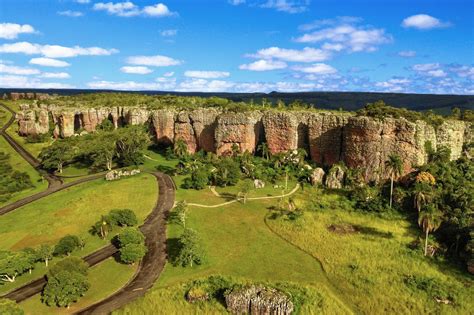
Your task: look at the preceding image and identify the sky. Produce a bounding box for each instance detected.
[0,0,473,94]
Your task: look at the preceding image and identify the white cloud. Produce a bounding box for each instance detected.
[260,0,309,14]
[375,78,411,92]
[412,63,440,72]
[58,10,84,17]
[402,14,450,30]
[160,29,177,37]
[163,71,174,77]
[75,0,91,3]
[449,65,474,80]
[0,42,118,58]
[398,50,416,57]
[0,23,36,40]
[292,63,337,75]
[0,75,74,89]
[126,55,182,67]
[228,0,246,5]
[29,57,70,67]
[426,69,447,78]
[184,71,230,79]
[38,72,71,79]
[120,66,154,74]
[0,63,40,75]
[247,47,331,62]
[94,2,176,17]
[143,3,175,17]
[239,59,287,71]
[299,16,362,31]
[295,18,392,52]
[177,79,235,92]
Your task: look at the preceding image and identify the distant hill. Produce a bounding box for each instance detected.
[1,88,473,112]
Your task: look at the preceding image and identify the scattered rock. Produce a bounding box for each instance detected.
[325,165,345,189]
[254,179,265,189]
[225,285,294,315]
[105,169,140,181]
[328,224,357,234]
[310,167,325,186]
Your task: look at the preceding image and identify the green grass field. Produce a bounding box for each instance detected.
[0,173,157,294]
[19,257,137,314]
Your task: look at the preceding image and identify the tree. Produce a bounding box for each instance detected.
[91,215,113,239]
[173,139,188,159]
[239,180,253,204]
[115,126,149,166]
[0,298,24,315]
[175,229,204,267]
[42,270,89,308]
[385,154,403,208]
[39,139,77,173]
[49,257,88,277]
[119,243,147,265]
[37,244,54,267]
[89,134,116,171]
[173,201,188,228]
[21,248,36,274]
[116,228,145,248]
[413,182,433,213]
[109,209,138,227]
[0,251,33,283]
[54,235,82,256]
[183,168,209,190]
[257,143,270,160]
[418,204,444,256]
[213,158,241,187]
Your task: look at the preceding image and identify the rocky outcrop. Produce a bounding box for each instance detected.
[325,164,345,189]
[310,167,325,186]
[225,285,294,315]
[5,92,50,101]
[262,111,298,154]
[215,112,262,155]
[15,105,470,182]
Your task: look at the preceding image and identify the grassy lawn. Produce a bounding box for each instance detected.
[114,174,352,314]
[0,123,48,208]
[20,257,137,314]
[0,173,157,294]
[266,187,474,314]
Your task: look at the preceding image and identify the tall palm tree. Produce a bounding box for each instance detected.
[385,154,403,208]
[418,204,443,256]
[413,182,432,212]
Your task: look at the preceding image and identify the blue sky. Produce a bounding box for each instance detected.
[0,0,473,94]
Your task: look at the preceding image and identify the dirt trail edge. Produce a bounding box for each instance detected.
[76,172,175,314]
[0,103,62,189]
[1,172,175,314]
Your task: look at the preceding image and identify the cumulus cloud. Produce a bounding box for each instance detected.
[163,71,174,77]
[398,50,416,58]
[126,55,182,67]
[375,78,411,92]
[260,0,309,14]
[58,10,84,17]
[228,0,246,5]
[75,0,91,3]
[160,29,177,37]
[0,63,40,75]
[0,23,36,40]
[120,66,154,74]
[239,59,287,71]
[411,63,447,77]
[0,42,118,58]
[38,72,71,79]
[247,47,331,62]
[93,2,176,17]
[184,71,230,79]
[292,63,337,75]
[0,75,74,89]
[402,14,450,30]
[29,57,70,67]
[295,17,392,52]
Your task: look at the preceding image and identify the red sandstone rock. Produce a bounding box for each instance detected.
[262,111,298,154]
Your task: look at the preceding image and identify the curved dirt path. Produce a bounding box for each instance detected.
[2,172,175,314]
[187,184,300,208]
[0,103,62,189]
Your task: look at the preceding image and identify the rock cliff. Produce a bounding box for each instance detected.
[15,104,470,181]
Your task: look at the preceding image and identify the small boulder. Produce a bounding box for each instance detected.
[310,167,325,186]
[105,170,120,181]
[254,179,265,189]
[325,165,345,189]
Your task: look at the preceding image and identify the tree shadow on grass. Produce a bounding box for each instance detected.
[166,237,180,264]
[220,192,238,202]
[352,224,394,239]
[155,165,175,175]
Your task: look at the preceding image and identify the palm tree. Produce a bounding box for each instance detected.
[385,154,403,208]
[173,139,188,159]
[413,182,434,212]
[258,142,270,160]
[418,204,443,256]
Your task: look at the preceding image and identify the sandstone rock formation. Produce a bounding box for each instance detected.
[15,105,470,182]
[225,285,294,315]
[325,164,345,189]
[310,167,325,186]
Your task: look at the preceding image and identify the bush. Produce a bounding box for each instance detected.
[54,235,83,256]
[109,209,138,227]
[0,298,24,315]
[119,243,147,264]
[116,228,145,247]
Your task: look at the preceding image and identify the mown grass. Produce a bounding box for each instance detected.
[114,171,352,314]
[19,257,137,314]
[266,187,474,314]
[0,173,157,294]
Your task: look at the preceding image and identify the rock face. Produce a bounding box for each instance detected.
[325,165,345,189]
[310,167,325,186]
[6,92,50,101]
[16,105,470,182]
[225,285,294,315]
